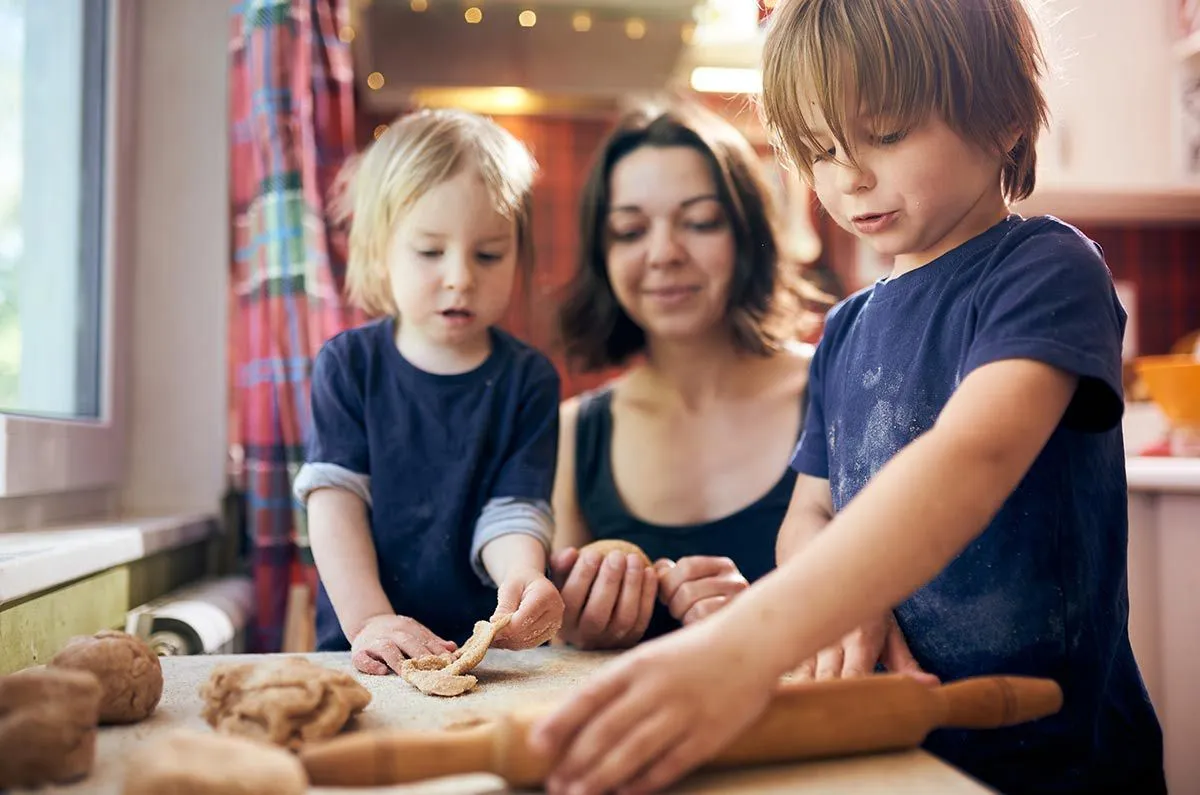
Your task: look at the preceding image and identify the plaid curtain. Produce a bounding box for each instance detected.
[229,0,366,652]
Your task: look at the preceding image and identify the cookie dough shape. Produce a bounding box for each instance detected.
[199,656,371,750]
[0,667,103,789]
[121,730,307,795]
[581,538,652,567]
[50,629,163,724]
[400,613,512,697]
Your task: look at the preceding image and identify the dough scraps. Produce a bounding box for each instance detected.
[400,613,512,697]
[121,729,307,795]
[199,656,371,750]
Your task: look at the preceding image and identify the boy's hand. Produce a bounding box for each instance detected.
[656,556,748,626]
[530,620,777,795]
[790,612,938,684]
[492,568,565,650]
[350,614,457,676]
[551,547,657,650]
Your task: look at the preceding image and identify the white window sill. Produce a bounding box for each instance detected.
[0,512,216,606]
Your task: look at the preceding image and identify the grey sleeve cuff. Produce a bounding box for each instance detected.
[293,462,372,507]
[470,497,554,587]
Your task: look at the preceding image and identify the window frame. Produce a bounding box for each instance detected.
[0,0,133,500]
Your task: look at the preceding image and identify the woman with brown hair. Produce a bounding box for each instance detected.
[551,101,820,648]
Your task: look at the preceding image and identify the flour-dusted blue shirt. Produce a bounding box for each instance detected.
[300,318,560,650]
[792,216,1164,794]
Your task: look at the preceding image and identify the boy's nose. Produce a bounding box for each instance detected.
[443,256,474,291]
[836,158,874,195]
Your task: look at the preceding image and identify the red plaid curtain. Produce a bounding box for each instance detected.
[229,0,366,652]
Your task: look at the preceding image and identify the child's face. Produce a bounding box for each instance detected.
[386,166,518,351]
[604,145,737,345]
[808,112,1008,272]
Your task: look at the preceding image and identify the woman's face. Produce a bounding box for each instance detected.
[604,145,738,345]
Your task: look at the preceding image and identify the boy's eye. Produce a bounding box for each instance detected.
[812,146,836,164]
[876,130,907,145]
[416,249,442,259]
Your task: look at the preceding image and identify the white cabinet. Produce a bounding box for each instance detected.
[1012,0,1200,221]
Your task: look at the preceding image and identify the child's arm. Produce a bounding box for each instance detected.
[531,358,1077,795]
[307,487,456,674]
[774,474,833,562]
[482,532,563,649]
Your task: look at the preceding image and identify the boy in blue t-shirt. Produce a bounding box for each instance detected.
[293,109,564,674]
[528,1,1166,794]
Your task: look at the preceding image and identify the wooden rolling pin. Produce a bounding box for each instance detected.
[300,674,1062,788]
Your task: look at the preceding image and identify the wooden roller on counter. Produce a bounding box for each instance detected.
[300,673,1063,788]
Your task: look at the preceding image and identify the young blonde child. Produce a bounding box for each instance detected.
[529,1,1166,793]
[294,109,564,674]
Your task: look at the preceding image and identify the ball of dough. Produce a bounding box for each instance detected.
[51,629,163,724]
[122,730,307,795]
[580,538,652,567]
[0,667,103,789]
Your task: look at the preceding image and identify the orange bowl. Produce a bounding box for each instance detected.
[1134,355,1200,428]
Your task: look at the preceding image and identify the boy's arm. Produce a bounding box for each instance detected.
[306,487,392,640]
[775,474,833,563]
[740,358,1078,677]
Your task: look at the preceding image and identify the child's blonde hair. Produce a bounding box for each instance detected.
[761,0,1049,202]
[335,108,538,316]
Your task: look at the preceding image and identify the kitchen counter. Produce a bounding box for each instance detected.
[13,649,993,794]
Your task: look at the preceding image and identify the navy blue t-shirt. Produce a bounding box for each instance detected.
[791,216,1164,794]
[304,318,560,650]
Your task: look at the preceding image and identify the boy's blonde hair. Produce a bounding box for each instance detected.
[335,108,538,316]
[761,0,1049,202]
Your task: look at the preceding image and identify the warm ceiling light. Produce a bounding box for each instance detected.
[680,22,695,44]
[572,11,592,31]
[410,0,428,10]
[338,25,355,42]
[518,10,536,27]
[464,6,483,23]
[689,66,762,94]
[625,17,646,39]
[366,71,385,90]
[373,124,389,140]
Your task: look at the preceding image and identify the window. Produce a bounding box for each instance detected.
[0,0,126,501]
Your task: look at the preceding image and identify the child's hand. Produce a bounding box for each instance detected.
[789,612,938,684]
[550,547,657,650]
[350,614,457,675]
[491,568,565,650]
[530,619,777,795]
[656,556,748,626]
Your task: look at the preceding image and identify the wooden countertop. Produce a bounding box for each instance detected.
[14,649,993,794]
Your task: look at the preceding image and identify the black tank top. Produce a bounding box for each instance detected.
[574,386,803,640]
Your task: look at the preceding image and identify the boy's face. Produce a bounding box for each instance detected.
[386,166,518,355]
[604,145,737,345]
[807,112,1009,274]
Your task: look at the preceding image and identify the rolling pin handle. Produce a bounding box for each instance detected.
[938,675,1063,729]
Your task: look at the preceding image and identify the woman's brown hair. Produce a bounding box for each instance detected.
[559,101,821,373]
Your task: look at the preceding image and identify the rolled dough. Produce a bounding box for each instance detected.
[121,729,307,795]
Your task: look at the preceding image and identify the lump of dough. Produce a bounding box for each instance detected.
[199,656,371,750]
[580,538,652,567]
[122,729,307,795]
[50,629,163,724]
[400,614,511,697]
[0,667,103,789]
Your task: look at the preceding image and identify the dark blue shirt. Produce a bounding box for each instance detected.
[576,386,797,640]
[304,318,560,650]
[792,216,1164,794]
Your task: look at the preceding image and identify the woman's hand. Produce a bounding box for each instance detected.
[492,567,565,650]
[789,611,938,684]
[349,614,457,675]
[656,556,749,626]
[530,618,778,795]
[550,547,657,649]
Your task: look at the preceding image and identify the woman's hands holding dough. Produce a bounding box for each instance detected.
[551,547,657,649]
[491,568,565,650]
[530,616,776,795]
[350,615,456,676]
[789,612,938,684]
[656,556,748,626]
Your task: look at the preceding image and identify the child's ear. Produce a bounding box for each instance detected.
[1002,126,1023,156]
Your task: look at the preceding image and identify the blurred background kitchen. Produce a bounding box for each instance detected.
[0,0,1197,790]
